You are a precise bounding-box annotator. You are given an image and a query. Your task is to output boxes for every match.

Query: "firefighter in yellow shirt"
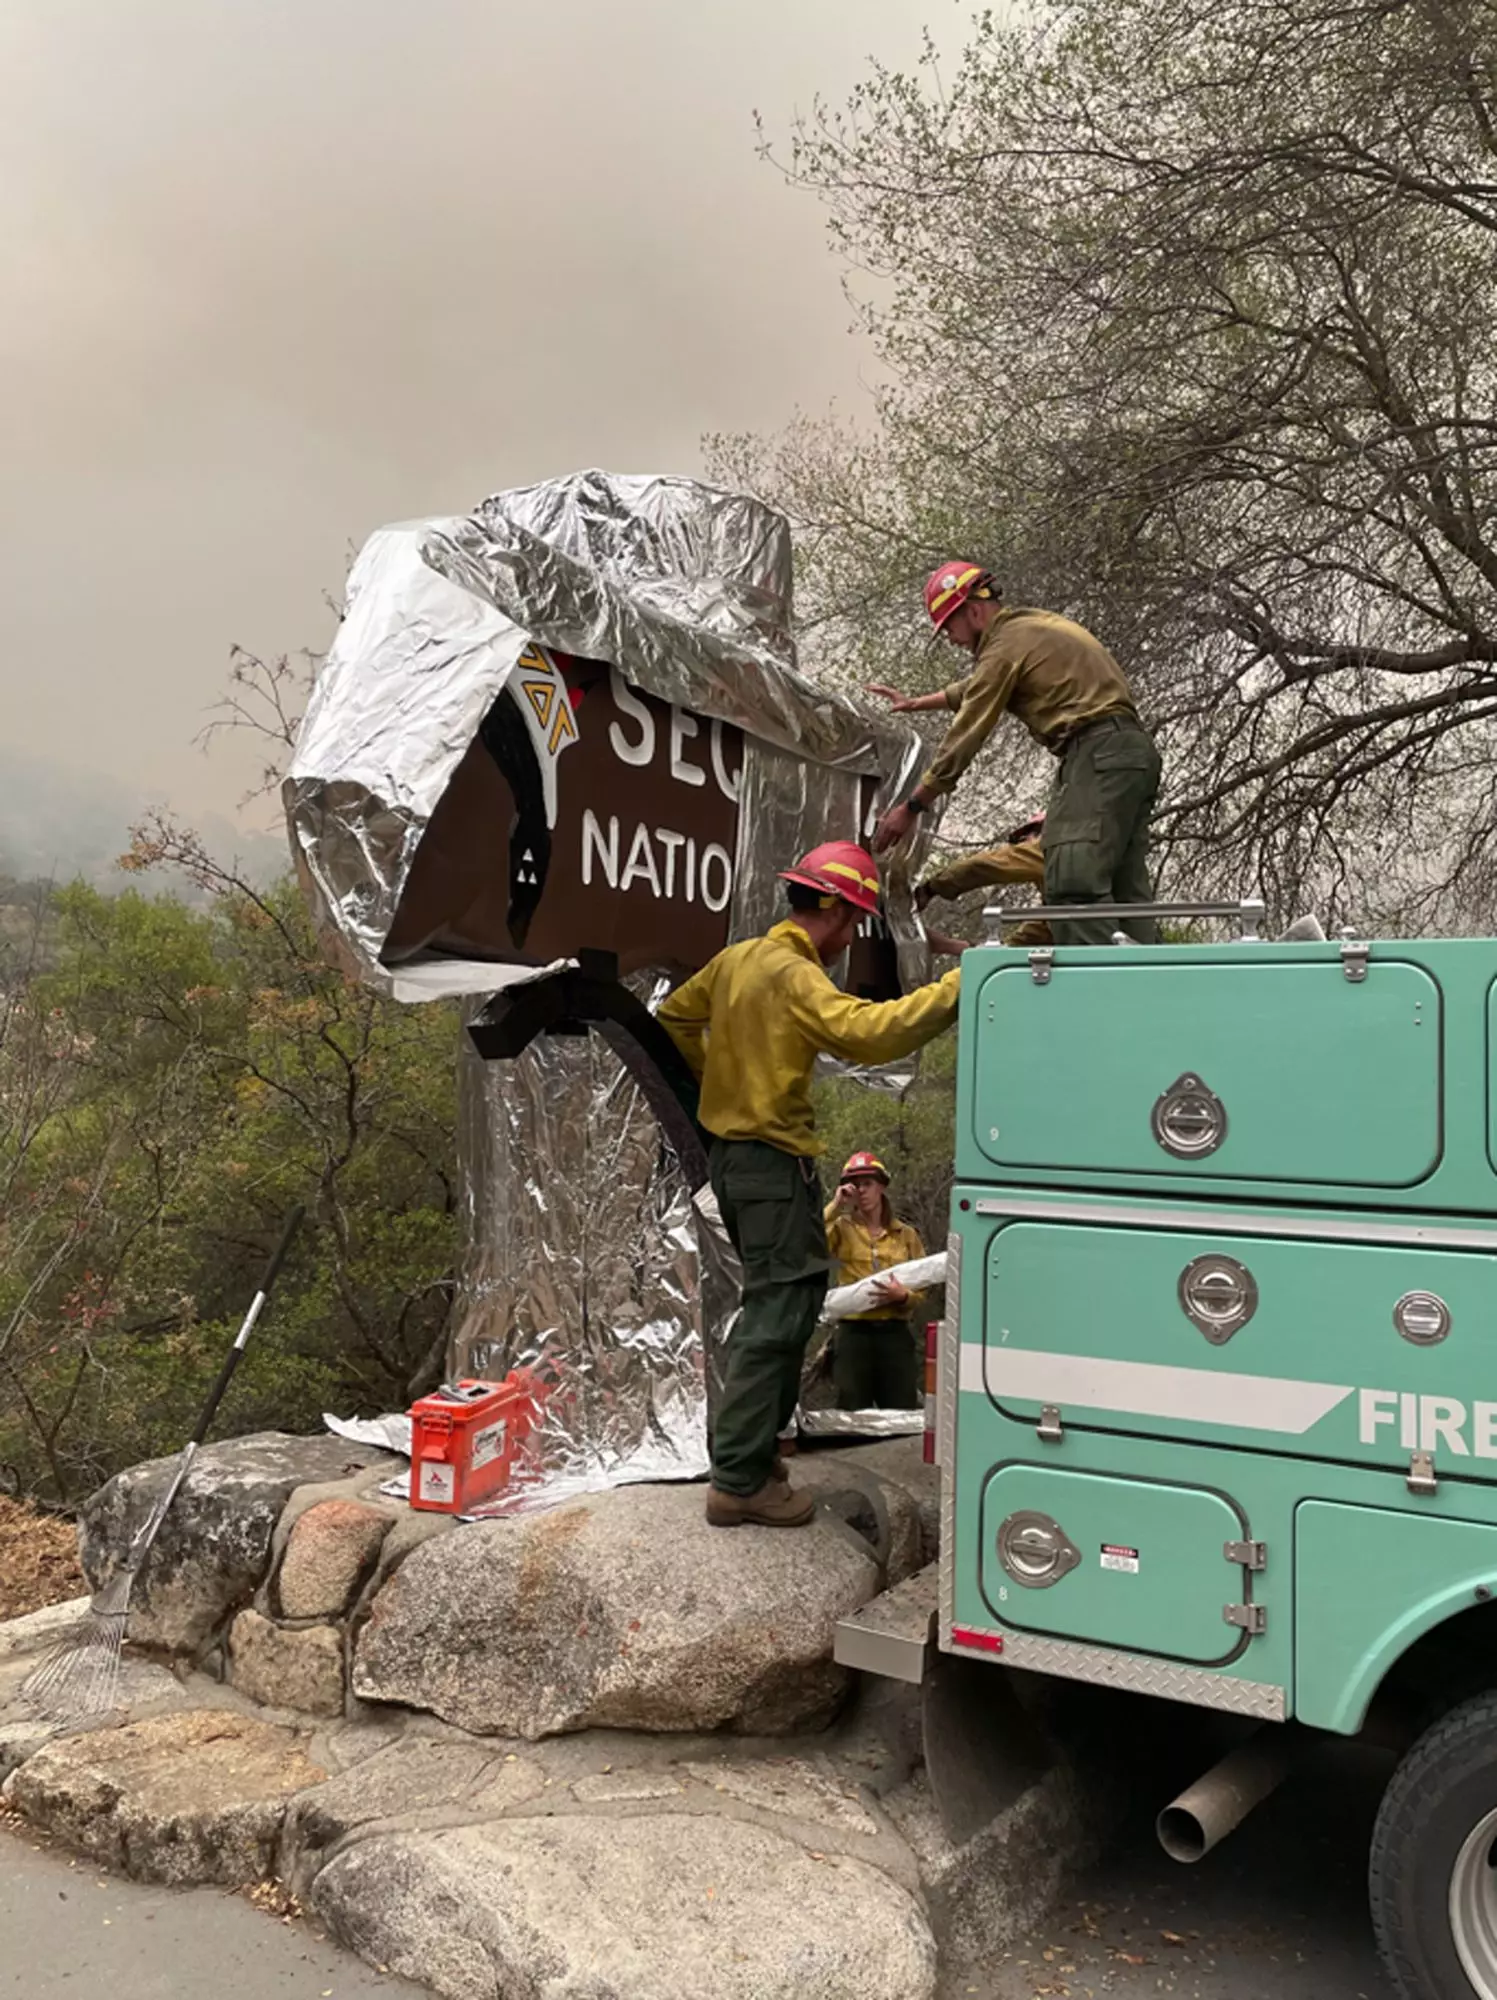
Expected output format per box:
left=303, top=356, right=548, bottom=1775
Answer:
left=824, top=1152, right=925, bottom=1410
left=659, top=842, right=961, bottom=1529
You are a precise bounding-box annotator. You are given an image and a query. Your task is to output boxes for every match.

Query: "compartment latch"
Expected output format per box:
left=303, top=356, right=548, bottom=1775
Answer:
left=1036, top=1404, right=1063, bottom=1443
left=1340, top=935, right=1369, bottom=983
left=1028, top=946, right=1054, bottom=986
left=1407, top=1450, right=1438, bottom=1495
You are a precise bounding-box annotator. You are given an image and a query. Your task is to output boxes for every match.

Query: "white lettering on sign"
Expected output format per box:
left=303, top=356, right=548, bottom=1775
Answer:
left=579, top=810, right=735, bottom=910
left=609, top=670, right=655, bottom=766
left=670, top=708, right=706, bottom=787
left=1360, top=1388, right=1497, bottom=1459
left=1423, top=1397, right=1470, bottom=1457
left=582, top=810, right=620, bottom=888
left=710, top=719, right=741, bottom=802
left=657, top=828, right=686, bottom=894
left=606, top=666, right=739, bottom=803
left=699, top=843, right=732, bottom=913
left=1359, top=1389, right=1398, bottom=1442
left=621, top=822, right=663, bottom=897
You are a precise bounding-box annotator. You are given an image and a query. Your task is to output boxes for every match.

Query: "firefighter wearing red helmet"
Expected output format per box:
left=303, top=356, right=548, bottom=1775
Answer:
left=825, top=1150, right=928, bottom=1411
left=658, top=840, right=961, bottom=1528
left=869, top=565, right=1162, bottom=945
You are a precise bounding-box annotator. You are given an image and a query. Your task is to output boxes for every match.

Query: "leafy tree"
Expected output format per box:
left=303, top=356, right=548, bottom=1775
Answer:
left=0, top=833, right=459, bottom=1502
left=716, top=0, right=1497, bottom=930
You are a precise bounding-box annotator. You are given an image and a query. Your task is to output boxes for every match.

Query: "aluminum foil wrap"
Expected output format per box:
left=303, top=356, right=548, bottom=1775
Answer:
left=287, top=471, right=949, bottom=1500
left=450, top=979, right=738, bottom=1502
left=285, top=470, right=935, bottom=992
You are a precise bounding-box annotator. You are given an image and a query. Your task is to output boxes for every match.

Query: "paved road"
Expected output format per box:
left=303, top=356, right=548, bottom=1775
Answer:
left=0, top=1819, right=426, bottom=1999
left=967, top=1740, right=1396, bottom=2000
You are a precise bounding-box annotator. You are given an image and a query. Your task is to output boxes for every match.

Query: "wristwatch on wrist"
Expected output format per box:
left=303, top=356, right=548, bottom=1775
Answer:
left=904, top=794, right=927, bottom=815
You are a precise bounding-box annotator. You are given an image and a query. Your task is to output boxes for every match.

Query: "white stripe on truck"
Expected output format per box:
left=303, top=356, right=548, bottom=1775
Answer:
left=958, top=1342, right=1354, bottom=1435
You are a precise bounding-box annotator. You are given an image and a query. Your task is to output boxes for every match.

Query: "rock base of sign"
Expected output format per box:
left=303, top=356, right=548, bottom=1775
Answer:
left=0, top=1624, right=1105, bottom=2000
left=351, top=1481, right=882, bottom=1737
left=64, top=1430, right=935, bottom=1736
left=78, top=1433, right=402, bottom=1656
left=313, top=1813, right=935, bottom=2000
left=0, top=1431, right=1111, bottom=1995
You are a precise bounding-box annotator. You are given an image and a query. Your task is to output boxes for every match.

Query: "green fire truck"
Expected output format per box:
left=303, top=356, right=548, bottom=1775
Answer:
left=838, top=898, right=1497, bottom=2000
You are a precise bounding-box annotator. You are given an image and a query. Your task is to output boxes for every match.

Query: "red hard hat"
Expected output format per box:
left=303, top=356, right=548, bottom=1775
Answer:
left=780, top=840, right=882, bottom=917
left=840, top=1151, right=890, bottom=1184
left=924, top=561, right=994, bottom=631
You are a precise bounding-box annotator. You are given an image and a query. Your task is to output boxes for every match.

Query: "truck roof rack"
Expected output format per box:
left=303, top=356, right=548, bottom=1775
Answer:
left=983, top=897, right=1268, bottom=943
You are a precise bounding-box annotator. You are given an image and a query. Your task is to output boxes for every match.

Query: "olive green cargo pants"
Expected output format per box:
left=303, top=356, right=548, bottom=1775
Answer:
left=832, top=1317, right=919, bottom=1410
left=1043, top=715, right=1163, bottom=945
left=708, top=1137, right=829, bottom=1497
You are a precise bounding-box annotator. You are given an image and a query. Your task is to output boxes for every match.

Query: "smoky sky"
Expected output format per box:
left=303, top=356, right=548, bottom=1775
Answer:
left=0, top=0, right=952, bottom=826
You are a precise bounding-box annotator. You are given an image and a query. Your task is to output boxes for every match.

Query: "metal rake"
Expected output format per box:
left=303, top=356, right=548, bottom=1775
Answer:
left=16, top=1205, right=305, bottom=1723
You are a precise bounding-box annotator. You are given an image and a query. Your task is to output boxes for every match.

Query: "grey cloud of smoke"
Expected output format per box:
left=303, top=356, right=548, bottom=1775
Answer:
left=0, top=0, right=947, bottom=829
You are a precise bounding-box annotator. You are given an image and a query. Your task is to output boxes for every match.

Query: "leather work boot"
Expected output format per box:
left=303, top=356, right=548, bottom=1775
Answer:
left=705, top=1480, right=816, bottom=1528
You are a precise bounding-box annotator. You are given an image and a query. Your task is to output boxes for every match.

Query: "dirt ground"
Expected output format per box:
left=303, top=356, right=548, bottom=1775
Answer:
left=0, top=1497, right=84, bottom=1620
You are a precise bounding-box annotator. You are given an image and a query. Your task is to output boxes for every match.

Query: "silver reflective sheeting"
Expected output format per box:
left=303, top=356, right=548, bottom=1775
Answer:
left=798, top=1406, right=926, bottom=1440
left=451, top=985, right=717, bottom=1501
left=285, top=473, right=933, bottom=986
left=288, top=472, right=949, bottom=1505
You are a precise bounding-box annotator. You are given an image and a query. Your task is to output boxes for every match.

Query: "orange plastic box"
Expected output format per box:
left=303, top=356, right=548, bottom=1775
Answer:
left=407, top=1376, right=538, bottom=1513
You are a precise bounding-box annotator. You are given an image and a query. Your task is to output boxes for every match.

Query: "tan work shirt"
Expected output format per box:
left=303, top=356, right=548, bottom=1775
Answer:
left=658, top=920, right=961, bottom=1158
left=921, top=608, right=1138, bottom=797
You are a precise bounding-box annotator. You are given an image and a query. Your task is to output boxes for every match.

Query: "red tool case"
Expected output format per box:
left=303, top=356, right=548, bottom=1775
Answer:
left=407, top=1376, right=539, bottom=1513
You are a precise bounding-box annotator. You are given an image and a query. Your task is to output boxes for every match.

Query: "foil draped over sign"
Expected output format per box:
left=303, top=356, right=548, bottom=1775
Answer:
left=287, top=471, right=941, bottom=1501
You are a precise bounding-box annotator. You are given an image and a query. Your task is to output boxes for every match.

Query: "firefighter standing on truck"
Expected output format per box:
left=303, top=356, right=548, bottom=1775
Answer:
left=658, top=841, right=961, bottom=1529
left=824, top=1152, right=925, bottom=1411
left=868, top=565, right=1162, bottom=945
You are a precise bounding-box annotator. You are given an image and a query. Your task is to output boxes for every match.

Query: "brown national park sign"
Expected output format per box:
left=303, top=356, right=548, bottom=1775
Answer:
left=384, top=650, right=744, bottom=979
left=385, top=643, right=899, bottom=996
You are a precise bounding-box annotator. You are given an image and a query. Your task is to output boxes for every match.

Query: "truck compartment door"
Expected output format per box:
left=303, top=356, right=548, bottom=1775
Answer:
left=980, top=1463, right=1258, bottom=1667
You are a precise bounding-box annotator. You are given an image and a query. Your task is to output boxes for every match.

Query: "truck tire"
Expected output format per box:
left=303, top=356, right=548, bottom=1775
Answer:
left=1371, top=1688, right=1497, bottom=1999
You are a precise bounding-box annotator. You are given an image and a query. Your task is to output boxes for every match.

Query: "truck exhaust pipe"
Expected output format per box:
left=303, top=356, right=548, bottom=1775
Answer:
left=1156, top=1728, right=1301, bottom=1863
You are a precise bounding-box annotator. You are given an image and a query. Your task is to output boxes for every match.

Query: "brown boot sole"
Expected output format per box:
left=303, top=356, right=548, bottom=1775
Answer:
left=705, top=1487, right=816, bottom=1529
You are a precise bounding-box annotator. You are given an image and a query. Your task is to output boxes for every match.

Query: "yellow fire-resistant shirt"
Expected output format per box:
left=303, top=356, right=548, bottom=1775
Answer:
left=921, top=607, right=1138, bottom=797
left=824, top=1203, right=927, bottom=1321
left=658, top=919, right=961, bottom=1158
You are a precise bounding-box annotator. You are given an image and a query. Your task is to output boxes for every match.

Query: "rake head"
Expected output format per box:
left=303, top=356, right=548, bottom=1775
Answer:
left=17, top=1574, right=132, bottom=1724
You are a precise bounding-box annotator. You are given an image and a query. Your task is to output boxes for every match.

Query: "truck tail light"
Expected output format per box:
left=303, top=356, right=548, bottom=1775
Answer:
left=923, top=1320, right=939, bottom=1464
left=951, top=1625, right=1004, bottom=1656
